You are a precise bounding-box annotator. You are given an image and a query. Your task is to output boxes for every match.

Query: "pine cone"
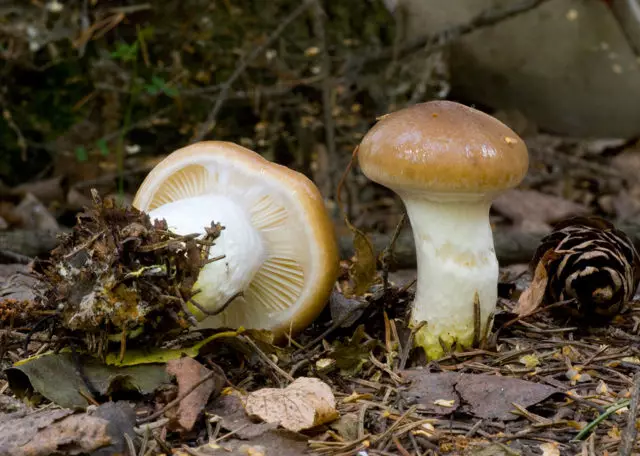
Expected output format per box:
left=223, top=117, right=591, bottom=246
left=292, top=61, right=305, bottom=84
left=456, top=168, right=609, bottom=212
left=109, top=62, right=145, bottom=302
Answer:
left=531, top=216, right=640, bottom=319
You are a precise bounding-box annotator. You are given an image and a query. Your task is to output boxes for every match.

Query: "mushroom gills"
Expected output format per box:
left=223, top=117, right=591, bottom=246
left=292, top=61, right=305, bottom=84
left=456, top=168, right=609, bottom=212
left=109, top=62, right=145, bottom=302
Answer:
left=148, top=194, right=268, bottom=316
left=144, top=169, right=308, bottom=331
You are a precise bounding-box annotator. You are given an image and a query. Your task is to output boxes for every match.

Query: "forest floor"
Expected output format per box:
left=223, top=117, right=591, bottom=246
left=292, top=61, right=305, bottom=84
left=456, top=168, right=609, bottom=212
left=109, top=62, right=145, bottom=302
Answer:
left=2, top=130, right=640, bottom=456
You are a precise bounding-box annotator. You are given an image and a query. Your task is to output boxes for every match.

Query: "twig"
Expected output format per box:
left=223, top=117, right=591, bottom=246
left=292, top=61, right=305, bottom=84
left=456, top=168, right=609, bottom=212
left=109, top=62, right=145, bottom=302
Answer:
left=619, top=372, right=640, bottom=456
left=472, top=292, right=481, bottom=348
left=134, top=418, right=170, bottom=434
left=293, top=299, right=369, bottom=355
left=381, top=212, right=407, bottom=291
left=392, top=435, right=412, bottom=456
left=398, top=321, right=425, bottom=371
left=0, top=94, right=27, bottom=160
left=311, top=0, right=338, bottom=199
left=193, top=0, right=315, bottom=141
left=124, top=432, right=137, bottom=456
left=374, top=405, right=418, bottom=448
left=0, top=249, right=32, bottom=264
left=137, top=370, right=219, bottom=423
left=345, top=0, right=550, bottom=72
left=188, top=291, right=243, bottom=317
left=211, top=423, right=252, bottom=443
left=240, top=335, right=295, bottom=383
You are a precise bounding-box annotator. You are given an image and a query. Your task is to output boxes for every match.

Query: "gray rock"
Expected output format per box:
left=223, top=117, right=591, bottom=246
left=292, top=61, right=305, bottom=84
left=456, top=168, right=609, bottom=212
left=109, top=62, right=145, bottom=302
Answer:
left=398, top=0, right=640, bottom=137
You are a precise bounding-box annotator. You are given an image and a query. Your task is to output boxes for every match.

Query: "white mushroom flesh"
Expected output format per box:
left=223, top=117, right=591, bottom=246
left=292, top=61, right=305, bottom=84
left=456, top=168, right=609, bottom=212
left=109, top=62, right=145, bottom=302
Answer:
left=139, top=161, right=309, bottom=330
left=148, top=194, right=267, bottom=314
left=401, top=193, right=498, bottom=359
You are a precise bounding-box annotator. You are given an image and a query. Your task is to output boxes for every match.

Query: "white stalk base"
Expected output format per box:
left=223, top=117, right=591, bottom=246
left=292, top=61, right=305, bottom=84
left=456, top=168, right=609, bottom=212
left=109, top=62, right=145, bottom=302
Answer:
left=402, top=195, right=498, bottom=360
left=148, top=194, right=266, bottom=318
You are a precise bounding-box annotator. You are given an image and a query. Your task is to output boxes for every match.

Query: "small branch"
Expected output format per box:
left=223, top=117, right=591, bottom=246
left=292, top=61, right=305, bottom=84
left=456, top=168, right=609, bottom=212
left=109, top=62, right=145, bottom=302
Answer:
left=137, top=370, right=220, bottom=424
left=192, top=0, right=316, bottom=142
left=619, top=372, right=640, bottom=456
left=0, top=93, right=27, bottom=160
left=311, top=0, right=338, bottom=198
left=380, top=212, right=407, bottom=290
left=240, top=335, right=295, bottom=384
left=345, top=0, right=550, bottom=73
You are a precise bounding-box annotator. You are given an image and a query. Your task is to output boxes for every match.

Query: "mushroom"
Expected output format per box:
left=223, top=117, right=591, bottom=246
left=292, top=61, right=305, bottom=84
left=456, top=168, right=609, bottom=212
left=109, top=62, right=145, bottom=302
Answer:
left=133, top=141, right=339, bottom=338
left=357, top=101, right=529, bottom=359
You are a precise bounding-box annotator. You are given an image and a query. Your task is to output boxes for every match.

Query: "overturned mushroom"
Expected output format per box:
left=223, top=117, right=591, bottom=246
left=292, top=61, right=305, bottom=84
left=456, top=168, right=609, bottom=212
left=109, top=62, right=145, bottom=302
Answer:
left=133, top=141, right=339, bottom=337
left=357, top=101, right=529, bottom=359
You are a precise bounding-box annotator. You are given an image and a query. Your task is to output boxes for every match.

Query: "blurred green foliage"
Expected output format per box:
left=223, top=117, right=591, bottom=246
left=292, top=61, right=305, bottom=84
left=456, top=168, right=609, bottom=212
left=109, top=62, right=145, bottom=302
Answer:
left=0, top=0, right=400, bottom=188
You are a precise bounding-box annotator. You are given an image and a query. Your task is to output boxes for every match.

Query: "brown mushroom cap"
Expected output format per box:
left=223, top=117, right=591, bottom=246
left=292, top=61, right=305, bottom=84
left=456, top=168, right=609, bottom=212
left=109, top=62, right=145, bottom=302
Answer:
left=133, top=141, right=339, bottom=337
left=357, top=100, right=529, bottom=195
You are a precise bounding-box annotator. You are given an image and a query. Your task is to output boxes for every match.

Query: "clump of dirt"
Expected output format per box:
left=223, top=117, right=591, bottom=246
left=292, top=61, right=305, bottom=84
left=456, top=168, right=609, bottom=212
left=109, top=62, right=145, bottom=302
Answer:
left=28, top=190, right=221, bottom=357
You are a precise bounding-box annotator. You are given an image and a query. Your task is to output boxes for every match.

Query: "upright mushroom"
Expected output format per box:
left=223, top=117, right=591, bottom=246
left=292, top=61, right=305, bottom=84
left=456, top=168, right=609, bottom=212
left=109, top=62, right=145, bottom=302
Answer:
left=133, top=141, right=339, bottom=338
left=357, top=100, right=529, bottom=359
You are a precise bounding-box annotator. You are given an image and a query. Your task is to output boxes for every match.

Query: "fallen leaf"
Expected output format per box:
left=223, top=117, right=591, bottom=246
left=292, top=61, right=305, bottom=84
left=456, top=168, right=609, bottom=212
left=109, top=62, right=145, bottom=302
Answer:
left=105, top=329, right=243, bottom=366
left=12, top=193, right=60, bottom=232
left=348, top=222, right=377, bottom=296
left=187, top=429, right=309, bottom=456
left=539, top=442, right=560, bottom=456
left=468, top=443, right=521, bottom=455
left=209, top=392, right=278, bottom=439
left=6, top=351, right=171, bottom=409
left=0, top=407, right=114, bottom=456
left=244, top=377, right=339, bottom=432
left=515, top=249, right=561, bottom=317
left=566, top=367, right=592, bottom=385
left=165, top=357, right=224, bottom=432
left=596, top=381, right=609, bottom=395
left=328, top=324, right=380, bottom=376
left=329, top=413, right=360, bottom=441
left=204, top=392, right=310, bottom=455
left=608, top=425, right=622, bottom=439
left=0, top=270, right=40, bottom=304
left=519, top=354, right=540, bottom=369
left=401, top=371, right=562, bottom=420
left=329, top=290, right=368, bottom=328
left=89, top=402, right=137, bottom=456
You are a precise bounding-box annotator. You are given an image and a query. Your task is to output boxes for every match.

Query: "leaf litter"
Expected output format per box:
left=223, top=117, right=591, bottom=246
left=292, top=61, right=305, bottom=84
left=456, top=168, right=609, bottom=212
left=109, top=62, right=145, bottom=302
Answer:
left=2, top=193, right=640, bottom=454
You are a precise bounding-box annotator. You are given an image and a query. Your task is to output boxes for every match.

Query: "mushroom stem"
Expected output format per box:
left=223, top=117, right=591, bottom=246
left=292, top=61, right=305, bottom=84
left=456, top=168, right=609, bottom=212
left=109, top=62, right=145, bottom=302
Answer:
left=400, top=193, right=498, bottom=360
left=148, top=193, right=267, bottom=319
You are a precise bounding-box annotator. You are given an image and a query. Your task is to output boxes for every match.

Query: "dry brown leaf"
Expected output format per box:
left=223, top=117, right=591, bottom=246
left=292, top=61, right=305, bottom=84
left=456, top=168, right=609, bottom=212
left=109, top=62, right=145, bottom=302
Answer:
left=347, top=221, right=377, bottom=296
left=0, top=407, right=118, bottom=456
left=401, top=371, right=561, bottom=421
left=514, top=249, right=561, bottom=317
left=244, top=377, right=339, bottom=432
left=166, top=358, right=224, bottom=432
left=336, top=145, right=376, bottom=297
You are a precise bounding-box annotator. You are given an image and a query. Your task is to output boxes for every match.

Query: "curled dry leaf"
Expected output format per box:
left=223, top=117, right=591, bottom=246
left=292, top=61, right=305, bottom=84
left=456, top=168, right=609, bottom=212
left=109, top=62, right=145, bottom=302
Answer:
left=244, top=377, right=339, bottom=432
left=165, top=357, right=224, bottom=432
left=514, top=249, right=562, bottom=317
left=0, top=403, right=135, bottom=456
left=347, top=221, right=377, bottom=296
